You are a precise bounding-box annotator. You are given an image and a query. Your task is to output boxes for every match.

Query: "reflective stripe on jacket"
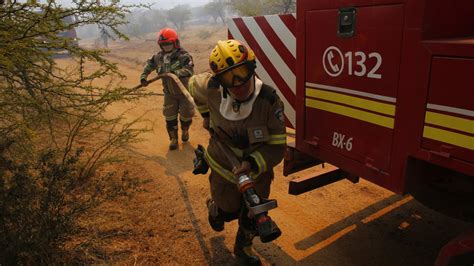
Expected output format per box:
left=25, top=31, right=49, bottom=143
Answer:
left=188, top=73, right=286, bottom=182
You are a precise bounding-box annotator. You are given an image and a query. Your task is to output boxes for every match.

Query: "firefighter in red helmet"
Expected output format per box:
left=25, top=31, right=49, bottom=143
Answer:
left=140, top=27, right=195, bottom=150
left=188, top=40, right=286, bottom=265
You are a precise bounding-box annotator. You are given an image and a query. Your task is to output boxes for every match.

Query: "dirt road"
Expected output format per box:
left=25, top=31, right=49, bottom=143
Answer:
left=69, top=26, right=472, bottom=265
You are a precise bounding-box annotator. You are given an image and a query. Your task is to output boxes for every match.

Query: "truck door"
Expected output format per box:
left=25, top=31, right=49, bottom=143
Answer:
left=304, top=4, right=404, bottom=172
left=423, top=56, right=474, bottom=164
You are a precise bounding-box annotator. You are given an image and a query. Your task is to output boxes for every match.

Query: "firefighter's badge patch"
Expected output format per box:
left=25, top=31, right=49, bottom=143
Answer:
left=253, top=129, right=264, bottom=140
left=274, top=108, right=285, bottom=123
left=247, top=126, right=269, bottom=144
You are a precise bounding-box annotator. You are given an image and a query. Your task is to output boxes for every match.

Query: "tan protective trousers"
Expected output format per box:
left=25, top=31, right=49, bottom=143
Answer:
left=163, top=93, right=195, bottom=122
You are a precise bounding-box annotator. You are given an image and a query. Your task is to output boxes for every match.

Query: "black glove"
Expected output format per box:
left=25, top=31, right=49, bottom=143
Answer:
left=140, top=78, right=148, bottom=86
left=193, top=144, right=209, bottom=175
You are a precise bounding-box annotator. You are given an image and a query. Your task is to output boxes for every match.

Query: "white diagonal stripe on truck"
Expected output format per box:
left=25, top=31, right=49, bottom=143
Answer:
left=241, top=17, right=296, bottom=94
left=228, top=19, right=296, bottom=127
left=265, top=15, right=296, bottom=57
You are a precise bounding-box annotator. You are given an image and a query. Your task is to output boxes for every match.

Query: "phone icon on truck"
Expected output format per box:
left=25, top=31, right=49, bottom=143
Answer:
left=327, top=51, right=340, bottom=72
left=323, top=46, right=344, bottom=77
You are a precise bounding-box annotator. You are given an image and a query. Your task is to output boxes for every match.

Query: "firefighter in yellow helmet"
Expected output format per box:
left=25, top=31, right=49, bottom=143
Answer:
left=188, top=40, right=286, bottom=265
left=140, top=28, right=195, bottom=150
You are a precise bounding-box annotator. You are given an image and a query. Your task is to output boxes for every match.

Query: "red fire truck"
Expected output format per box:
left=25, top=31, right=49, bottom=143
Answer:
left=228, top=0, right=473, bottom=263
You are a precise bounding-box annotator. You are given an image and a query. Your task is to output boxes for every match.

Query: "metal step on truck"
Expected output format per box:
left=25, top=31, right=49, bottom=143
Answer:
left=227, top=0, right=474, bottom=264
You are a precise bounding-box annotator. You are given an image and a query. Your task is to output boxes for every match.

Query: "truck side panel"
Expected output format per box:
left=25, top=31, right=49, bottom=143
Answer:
left=297, top=0, right=473, bottom=194
left=303, top=4, right=404, bottom=174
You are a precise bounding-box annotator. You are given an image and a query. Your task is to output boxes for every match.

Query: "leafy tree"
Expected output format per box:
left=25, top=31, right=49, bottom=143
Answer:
left=0, top=0, right=150, bottom=263
left=230, top=0, right=263, bottom=16
left=138, top=9, right=167, bottom=34
left=266, top=0, right=296, bottom=14
left=204, top=0, right=227, bottom=24
left=99, top=24, right=113, bottom=47
left=166, top=4, right=192, bottom=30
left=230, top=0, right=296, bottom=16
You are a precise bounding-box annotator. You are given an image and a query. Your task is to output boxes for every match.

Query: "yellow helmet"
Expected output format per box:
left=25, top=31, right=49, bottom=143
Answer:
left=209, top=39, right=256, bottom=75
left=209, top=40, right=256, bottom=88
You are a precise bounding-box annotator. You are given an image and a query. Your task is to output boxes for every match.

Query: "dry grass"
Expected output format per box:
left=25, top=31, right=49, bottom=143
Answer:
left=62, top=24, right=228, bottom=264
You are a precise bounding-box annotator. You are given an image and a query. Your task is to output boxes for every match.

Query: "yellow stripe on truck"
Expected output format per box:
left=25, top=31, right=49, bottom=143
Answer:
left=425, top=111, right=474, bottom=134
left=305, top=98, right=395, bottom=129
left=423, top=126, right=474, bottom=150
left=306, top=88, right=396, bottom=116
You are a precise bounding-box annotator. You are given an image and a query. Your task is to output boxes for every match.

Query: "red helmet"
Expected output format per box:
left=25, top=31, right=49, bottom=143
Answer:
left=157, top=28, right=180, bottom=48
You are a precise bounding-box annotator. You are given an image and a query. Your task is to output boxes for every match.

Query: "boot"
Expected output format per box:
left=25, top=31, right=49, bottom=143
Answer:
left=256, top=215, right=282, bottom=243
left=234, top=227, right=261, bottom=266
left=167, top=126, right=178, bottom=150
left=181, top=126, right=189, bottom=142
left=206, top=198, right=224, bottom=232
left=180, top=119, right=192, bottom=142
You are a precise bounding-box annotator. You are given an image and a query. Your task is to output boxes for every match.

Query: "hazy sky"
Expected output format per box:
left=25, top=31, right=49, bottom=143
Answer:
left=123, top=0, right=211, bottom=9
left=55, top=0, right=211, bottom=9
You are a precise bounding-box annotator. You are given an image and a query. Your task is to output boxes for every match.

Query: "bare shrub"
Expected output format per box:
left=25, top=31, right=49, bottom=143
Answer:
left=197, top=29, right=213, bottom=40
left=0, top=145, right=127, bottom=263
left=0, top=0, right=151, bottom=263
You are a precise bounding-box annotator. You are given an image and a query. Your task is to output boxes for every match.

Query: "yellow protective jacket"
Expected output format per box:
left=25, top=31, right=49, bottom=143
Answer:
left=188, top=73, right=287, bottom=184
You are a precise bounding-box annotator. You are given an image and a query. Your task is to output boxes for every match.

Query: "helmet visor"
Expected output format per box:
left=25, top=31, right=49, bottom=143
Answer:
left=160, top=41, right=174, bottom=51
left=216, top=63, right=253, bottom=88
